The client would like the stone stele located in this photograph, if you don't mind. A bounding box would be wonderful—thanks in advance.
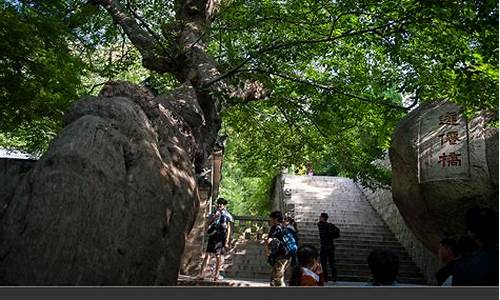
[389,101,498,253]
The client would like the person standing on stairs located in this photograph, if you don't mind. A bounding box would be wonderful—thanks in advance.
[284,216,299,267]
[266,211,290,286]
[197,198,234,281]
[452,207,498,286]
[317,213,339,283]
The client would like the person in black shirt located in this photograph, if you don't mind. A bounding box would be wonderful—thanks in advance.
[317,213,338,282]
[266,211,290,286]
[452,207,498,286]
[197,198,233,281]
[436,238,459,285]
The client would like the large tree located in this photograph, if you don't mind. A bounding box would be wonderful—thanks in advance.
[0,0,497,285]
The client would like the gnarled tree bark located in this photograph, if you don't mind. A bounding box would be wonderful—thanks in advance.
[0,0,262,285]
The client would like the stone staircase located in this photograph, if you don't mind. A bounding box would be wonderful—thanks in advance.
[223,240,270,280]
[195,175,427,285]
[285,175,426,284]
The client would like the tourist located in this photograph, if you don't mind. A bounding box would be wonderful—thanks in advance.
[284,216,299,266]
[289,245,325,286]
[266,211,290,286]
[366,249,400,286]
[439,235,479,286]
[306,162,314,176]
[452,207,498,286]
[435,238,459,286]
[456,234,479,257]
[197,198,233,281]
[317,212,339,282]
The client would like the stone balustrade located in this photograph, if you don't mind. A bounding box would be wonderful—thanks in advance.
[232,216,270,242]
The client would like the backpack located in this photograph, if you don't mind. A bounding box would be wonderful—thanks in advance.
[282,227,298,255]
[268,225,298,266]
[207,211,233,239]
[330,224,340,239]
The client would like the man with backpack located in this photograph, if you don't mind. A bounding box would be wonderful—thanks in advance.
[197,198,234,281]
[266,211,298,286]
[317,212,340,283]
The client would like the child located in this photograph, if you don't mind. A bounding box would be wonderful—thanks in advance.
[289,245,325,286]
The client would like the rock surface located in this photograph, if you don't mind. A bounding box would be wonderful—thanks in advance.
[390,102,499,253]
[0,158,36,220]
[0,82,202,285]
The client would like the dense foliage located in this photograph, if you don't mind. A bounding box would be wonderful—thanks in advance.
[215,0,498,191]
[0,0,497,210]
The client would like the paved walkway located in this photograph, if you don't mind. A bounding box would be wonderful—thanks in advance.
[178,275,424,287]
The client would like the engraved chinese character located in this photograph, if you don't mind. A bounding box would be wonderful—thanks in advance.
[438,152,462,167]
[439,112,460,126]
[439,131,461,145]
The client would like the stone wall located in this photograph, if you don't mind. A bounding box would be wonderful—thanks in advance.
[356,161,440,284]
[179,190,209,276]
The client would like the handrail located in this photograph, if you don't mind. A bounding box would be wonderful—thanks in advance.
[233,216,270,221]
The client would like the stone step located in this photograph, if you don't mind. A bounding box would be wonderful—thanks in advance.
[297,229,393,236]
[297,235,399,243]
[298,241,405,251]
[297,228,394,237]
[225,260,420,273]
[294,203,374,207]
[224,271,269,279]
[298,222,391,230]
[336,274,426,285]
[335,255,415,263]
[227,254,416,270]
[337,269,424,280]
[297,220,384,225]
[228,253,416,266]
[230,246,414,259]
[297,235,398,244]
[295,207,375,212]
[177,276,232,286]
[294,202,373,206]
[296,217,380,223]
[225,265,270,272]
[224,270,425,285]
[295,214,380,220]
[336,262,421,273]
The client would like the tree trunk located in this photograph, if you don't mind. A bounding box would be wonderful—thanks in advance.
[0,81,210,285]
[0,0,264,284]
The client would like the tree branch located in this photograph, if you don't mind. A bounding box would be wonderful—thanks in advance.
[91,0,176,73]
[203,15,422,89]
[124,0,168,52]
[282,97,329,138]
[243,68,411,111]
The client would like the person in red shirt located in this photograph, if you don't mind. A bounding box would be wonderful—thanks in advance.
[289,245,325,286]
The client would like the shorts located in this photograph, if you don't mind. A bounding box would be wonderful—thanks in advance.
[206,235,225,255]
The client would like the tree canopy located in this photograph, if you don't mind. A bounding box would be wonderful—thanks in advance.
[1,0,498,195]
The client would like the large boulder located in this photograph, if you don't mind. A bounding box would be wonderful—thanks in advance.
[0,82,203,285]
[390,102,498,253]
[0,158,36,220]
